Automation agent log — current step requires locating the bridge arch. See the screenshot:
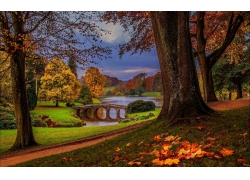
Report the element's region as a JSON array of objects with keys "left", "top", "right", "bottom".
[{"left": 73, "top": 104, "right": 127, "bottom": 121}]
